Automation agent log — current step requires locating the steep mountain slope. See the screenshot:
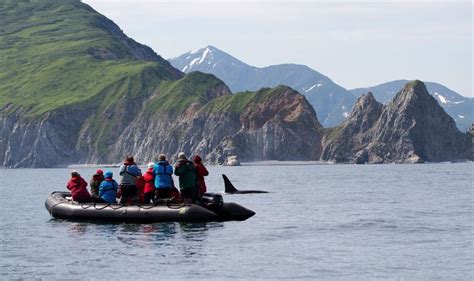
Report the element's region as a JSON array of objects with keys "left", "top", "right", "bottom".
[
  {"left": 169, "top": 45, "right": 356, "bottom": 127},
  {"left": 0, "top": 0, "right": 182, "bottom": 116},
  {"left": 350, "top": 80, "right": 473, "bottom": 131},
  {"left": 0, "top": 0, "right": 324, "bottom": 167},
  {"left": 322, "top": 81, "right": 472, "bottom": 163}
]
